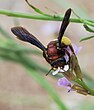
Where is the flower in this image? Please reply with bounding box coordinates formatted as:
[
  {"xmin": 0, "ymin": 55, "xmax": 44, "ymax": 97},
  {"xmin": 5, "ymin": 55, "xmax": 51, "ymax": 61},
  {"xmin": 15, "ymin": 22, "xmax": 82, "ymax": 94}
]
[
  {"xmin": 58, "ymin": 77, "xmax": 72, "ymax": 92},
  {"xmin": 64, "ymin": 43, "xmax": 82, "ymax": 62},
  {"xmin": 71, "ymin": 43, "xmax": 82, "ymax": 55},
  {"xmin": 52, "ymin": 65, "xmax": 69, "ymax": 75},
  {"xmin": 67, "ymin": 43, "xmax": 82, "ymax": 55}
]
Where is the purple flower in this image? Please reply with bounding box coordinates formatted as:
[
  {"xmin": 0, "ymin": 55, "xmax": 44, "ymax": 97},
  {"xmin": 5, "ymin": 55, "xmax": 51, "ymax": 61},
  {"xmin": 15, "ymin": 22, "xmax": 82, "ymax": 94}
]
[
  {"xmin": 58, "ymin": 77, "xmax": 72, "ymax": 92},
  {"xmin": 72, "ymin": 43, "xmax": 82, "ymax": 55},
  {"xmin": 64, "ymin": 43, "xmax": 82, "ymax": 62}
]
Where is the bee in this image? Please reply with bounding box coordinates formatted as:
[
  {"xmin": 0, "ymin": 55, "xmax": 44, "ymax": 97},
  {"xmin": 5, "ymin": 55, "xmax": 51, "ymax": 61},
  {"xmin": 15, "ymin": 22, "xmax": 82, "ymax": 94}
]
[{"xmin": 11, "ymin": 8, "xmax": 74, "ymax": 76}]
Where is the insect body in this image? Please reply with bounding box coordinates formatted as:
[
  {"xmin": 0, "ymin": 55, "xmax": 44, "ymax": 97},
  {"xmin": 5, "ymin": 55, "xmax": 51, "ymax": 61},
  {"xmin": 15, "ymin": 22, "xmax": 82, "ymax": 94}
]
[
  {"xmin": 11, "ymin": 8, "xmax": 72, "ymax": 75},
  {"xmin": 43, "ymin": 40, "xmax": 66, "ymax": 67}
]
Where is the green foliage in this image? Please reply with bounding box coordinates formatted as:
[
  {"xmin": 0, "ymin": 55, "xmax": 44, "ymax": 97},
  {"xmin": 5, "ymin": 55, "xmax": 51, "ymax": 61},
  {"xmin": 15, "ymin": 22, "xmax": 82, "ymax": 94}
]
[
  {"xmin": 80, "ymin": 36, "xmax": 94, "ymax": 42},
  {"xmin": 0, "ymin": 27, "xmax": 68, "ymax": 110},
  {"xmin": 0, "ymin": 1, "xmax": 94, "ymax": 109},
  {"xmin": 83, "ymin": 24, "xmax": 94, "ymax": 33},
  {"xmin": 80, "ymin": 24, "xmax": 94, "ymax": 42},
  {"xmin": 0, "ymin": 2, "xmax": 94, "ymax": 42}
]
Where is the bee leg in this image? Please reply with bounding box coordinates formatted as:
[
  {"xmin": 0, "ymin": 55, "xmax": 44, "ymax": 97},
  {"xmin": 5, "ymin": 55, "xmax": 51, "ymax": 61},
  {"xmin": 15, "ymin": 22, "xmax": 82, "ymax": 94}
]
[
  {"xmin": 46, "ymin": 68, "xmax": 53, "ymax": 76},
  {"xmin": 69, "ymin": 44, "xmax": 75, "ymax": 54}
]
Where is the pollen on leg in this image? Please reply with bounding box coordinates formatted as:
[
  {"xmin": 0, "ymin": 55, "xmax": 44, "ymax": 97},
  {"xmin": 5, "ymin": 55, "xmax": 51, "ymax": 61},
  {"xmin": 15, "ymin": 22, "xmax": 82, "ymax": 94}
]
[{"xmin": 61, "ymin": 36, "xmax": 71, "ymax": 45}]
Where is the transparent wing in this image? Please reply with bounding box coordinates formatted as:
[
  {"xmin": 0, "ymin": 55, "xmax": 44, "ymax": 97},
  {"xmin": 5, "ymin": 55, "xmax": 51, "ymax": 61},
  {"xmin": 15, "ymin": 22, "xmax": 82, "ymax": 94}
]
[
  {"xmin": 58, "ymin": 8, "xmax": 71, "ymax": 46},
  {"xmin": 11, "ymin": 26, "xmax": 46, "ymax": 51}
]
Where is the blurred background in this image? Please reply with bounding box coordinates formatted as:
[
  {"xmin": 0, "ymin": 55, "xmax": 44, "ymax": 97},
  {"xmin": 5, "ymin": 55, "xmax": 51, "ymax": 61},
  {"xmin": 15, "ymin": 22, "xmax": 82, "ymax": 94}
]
[{"xmin": 0, "ymin": 0, "xmax": 94, "ymax": 110}]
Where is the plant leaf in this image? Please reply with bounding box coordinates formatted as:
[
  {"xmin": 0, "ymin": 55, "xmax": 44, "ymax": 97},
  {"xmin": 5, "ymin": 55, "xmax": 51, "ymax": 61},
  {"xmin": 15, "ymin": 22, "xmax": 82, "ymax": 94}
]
[
  {"xmin": 83, "ymin": 24, "xmax": 94, "ymax": 33},
  {"xmin": 80, "ymin": 36, "xmax": 94, "ymax": 42},
  {"xmin": 25, "ymin": 0, "xmax": 52, "ymax": 17}
]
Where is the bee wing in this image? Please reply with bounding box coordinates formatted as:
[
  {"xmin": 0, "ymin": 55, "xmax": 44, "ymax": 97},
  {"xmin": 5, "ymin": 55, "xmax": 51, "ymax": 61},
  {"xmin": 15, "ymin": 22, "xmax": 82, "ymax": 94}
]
[
  {"xmin": 11, "ymin": 26, "xmax": 46, "ymax": 51},
  {"xmin": 58, "ymin": 8, "xmax": 71, "ymax": 46}
]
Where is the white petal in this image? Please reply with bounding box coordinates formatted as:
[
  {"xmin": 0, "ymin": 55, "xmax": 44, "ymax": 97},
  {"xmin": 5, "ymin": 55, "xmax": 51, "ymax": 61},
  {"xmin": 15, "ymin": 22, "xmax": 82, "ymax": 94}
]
[
  {"xmin": 59, "ymin": 69, "xmax": 64, "ymax": 72},
  {"xmin": 52, "ymin": 67, "xmax": 60, "ymax": 75},
  {"xmin": 64, "ymin": 65, "xmax": 69, "ymax": 71}
]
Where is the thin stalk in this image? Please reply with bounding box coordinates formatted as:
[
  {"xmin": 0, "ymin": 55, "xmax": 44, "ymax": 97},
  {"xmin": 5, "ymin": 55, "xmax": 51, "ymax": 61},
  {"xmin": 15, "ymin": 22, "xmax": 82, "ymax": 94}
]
[
  {"xmin": 25, "ymin": 0, "xmax": 52, "ymax": 17},
  {"xmin": 74, "ymin": 78, "xmax": 94, "ymax": 95},
  {"xmin": 0, "ymin": 10, "xmax": 94, "ymax": 27}
]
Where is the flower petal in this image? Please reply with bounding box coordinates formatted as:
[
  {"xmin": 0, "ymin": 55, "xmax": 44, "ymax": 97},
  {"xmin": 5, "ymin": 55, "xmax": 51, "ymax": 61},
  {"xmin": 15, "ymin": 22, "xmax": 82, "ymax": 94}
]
[
  {"xmin": 58, "ymin": 77, "xmax": 72, "ymax": 92},
  {"xmin": 64, "ymin": 44, "xmax": 82, "ymax": 62},
  {"xmin": 64, "ymin": 54, "xmax": 69, "ymax": 62},
  {"xmin": 72, "ymin": 43, "xmax": 82, "ymax": 55},
  {"xmin": 58, "ymin": 77, "xmax": 71, "ymax": 87},
  {"xmin": 63, "ymin": 65, "xmax": 69, "ymax": 71},
  {"xmin": 59, "ymin": 69, "xmax": 64, "ymax": 72},
  {"xmin": 52, "ymin": 67, "xmax": 60, "ymax": 75}
]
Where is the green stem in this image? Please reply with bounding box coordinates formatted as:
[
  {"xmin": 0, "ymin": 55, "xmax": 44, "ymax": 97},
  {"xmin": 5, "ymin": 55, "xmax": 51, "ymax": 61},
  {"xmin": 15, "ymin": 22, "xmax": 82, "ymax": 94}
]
[
  {"xmin": 18, "ymin": 54, "xmax": 94, "ymax": 97},
  {"xmin": 0, "ymin": 10, "xmax": 94, "ymax": 27},
  {"xmin": 25, "ymin": 0, "xmax": 52, "ymax": 17},
  {"xmin": 74, "ymin": 78, "xmax": 94, "ymax": 95}
]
